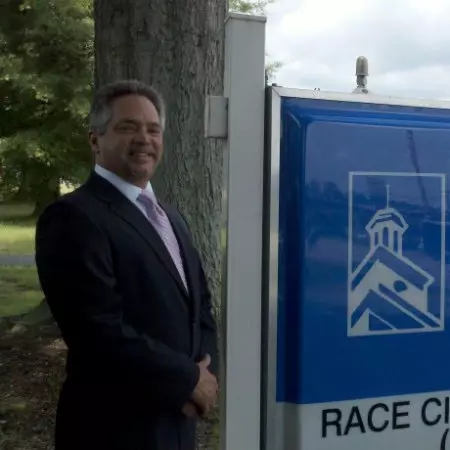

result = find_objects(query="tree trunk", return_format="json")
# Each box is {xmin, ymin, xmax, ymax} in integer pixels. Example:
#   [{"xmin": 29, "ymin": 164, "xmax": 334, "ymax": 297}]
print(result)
[
  {"xmin": 94, "ymin": 0, "xmax": 226, "ymax": 309},
  {"xmin": 32, "ymin": 177, "xmax": 60, "ymax": 217},
  {"xmin": 11, "ymin": 168, "xmax": 29, "ymax": 203}
]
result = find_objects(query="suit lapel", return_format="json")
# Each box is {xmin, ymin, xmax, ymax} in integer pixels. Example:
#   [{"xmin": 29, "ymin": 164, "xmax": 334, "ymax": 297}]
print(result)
[
  {"xmin": 163, "ymin": 205, "xmax": 200, "ymax": 308},
  {"xmin": 85, "ymin": 173, "xmax": 189, "ymax": 298}
]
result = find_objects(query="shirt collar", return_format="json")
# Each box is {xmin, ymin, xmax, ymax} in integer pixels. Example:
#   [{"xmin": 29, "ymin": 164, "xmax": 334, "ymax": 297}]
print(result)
[{"xmin": 94, "ymin": 164, "xmax": 154, "ymax": 203}]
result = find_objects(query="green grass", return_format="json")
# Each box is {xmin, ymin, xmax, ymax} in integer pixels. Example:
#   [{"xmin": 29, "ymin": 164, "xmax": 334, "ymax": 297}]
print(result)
[
  {"xmin": 0, "ymin": 265, "xmax": 42, "ymax": 317},
  {"xmin": 0, "ymin": 183, "xmax": 76, "ymax": 256},
  {"xmin": 0, "ymin": 203, "xmax": 36, "ymax": 255}
]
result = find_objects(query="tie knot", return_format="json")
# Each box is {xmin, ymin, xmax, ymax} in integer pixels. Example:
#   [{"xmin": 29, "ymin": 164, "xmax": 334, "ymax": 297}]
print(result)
[{"xmin": 138, "ymin": 190, "xmax": 157, "ymax": 209}]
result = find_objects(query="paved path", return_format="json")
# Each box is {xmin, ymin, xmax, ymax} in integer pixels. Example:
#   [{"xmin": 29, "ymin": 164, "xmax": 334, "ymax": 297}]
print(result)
[{"xmin": 0, "ymin": 254, "xmax": 34, "ymax": 266}]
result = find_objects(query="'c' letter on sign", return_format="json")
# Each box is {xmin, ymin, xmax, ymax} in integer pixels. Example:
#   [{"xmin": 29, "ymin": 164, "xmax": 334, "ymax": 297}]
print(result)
[
  {"xmin": 368, "ymin": 403, "xmax": 389, "ymax": 432},
  {"xmin": 422, "ymin": 398, "xmax": 442, "ymax": 426}
]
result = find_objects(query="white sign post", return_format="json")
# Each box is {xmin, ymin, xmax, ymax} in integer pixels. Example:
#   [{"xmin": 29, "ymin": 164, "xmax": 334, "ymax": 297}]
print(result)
[{"xmin": 205, "ymin": 12, "xmax": 267, "ymax": 450}]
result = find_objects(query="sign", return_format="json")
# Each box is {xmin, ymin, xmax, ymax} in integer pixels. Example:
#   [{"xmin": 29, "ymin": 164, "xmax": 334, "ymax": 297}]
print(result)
[
  {"xmin": 348, "ymin": 172, "xmax": 445, "ymax": 336},
  {"xmin": 265, "ymin": 88, "xmax": 450, "ymax": 450}
]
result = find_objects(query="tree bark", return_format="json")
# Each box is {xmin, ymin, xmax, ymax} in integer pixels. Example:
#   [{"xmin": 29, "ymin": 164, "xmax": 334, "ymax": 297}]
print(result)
[
  {"xmin": 93, "ymin": 0, "xmax": 226, "ymax": 309},
  {"xmin": 8, "ymin": 165, "xmax": 60, "ymax": 216},
  {"xmin": 31, "ymin": 175, "xmax": 60, "ymax": 217},
  {"xmin": 32, "ymin": 184, "xmax": 60, "ymax": 217}
]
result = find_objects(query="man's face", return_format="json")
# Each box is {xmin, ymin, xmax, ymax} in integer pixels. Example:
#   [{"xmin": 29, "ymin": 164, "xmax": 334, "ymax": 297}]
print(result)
[{"xmin": 89, "ymin": 94, "xmax": 163, "ymax": 187}]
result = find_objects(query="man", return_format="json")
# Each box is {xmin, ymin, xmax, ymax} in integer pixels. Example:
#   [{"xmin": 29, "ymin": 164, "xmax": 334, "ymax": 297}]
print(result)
[{"xmin": 35, "ymin": 80, "xmax": 219, "ymax": 450}]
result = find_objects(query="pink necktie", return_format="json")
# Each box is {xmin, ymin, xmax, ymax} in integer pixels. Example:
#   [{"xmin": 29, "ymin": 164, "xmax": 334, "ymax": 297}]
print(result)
[{"xmin": 137, "ymin": 190, "xmax": 188, "ymax": 291}]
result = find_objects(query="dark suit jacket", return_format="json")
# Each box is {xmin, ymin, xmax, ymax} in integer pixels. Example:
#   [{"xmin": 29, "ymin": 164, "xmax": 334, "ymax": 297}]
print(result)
[{"xmin": 35, "ymin": 172, "xmax": 219, "ymax": 450}]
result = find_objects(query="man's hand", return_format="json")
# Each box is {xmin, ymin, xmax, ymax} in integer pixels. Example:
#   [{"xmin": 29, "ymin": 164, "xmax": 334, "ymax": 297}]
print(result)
[
  {"xmin": 182, "ymin": 402, "xmax": 198, "ymax": 419},
  {"xmin": 191, "ymin": 354, "xmax": 218, "ymax": 416}
]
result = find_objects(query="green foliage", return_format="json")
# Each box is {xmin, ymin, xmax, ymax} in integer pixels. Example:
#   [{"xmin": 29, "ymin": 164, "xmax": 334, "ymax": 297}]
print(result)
[
  {"xmin": 229, "ymin": 0, "xmax": 274, "ymax": 14},
  {"xmin": 266, "ymin": 60, "xmax": 283, "ymax": 83},
  {"xmin": 0, "ymin": 0, "xmax": 94, "ymax": 202}
]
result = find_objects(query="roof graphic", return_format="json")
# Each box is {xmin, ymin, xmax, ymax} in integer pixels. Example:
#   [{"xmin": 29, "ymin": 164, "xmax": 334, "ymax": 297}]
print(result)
[
  {"xmin": 351, "ymin": 284, "xmax": 441, "ymax": 330},
  {"xmin": 351, "ymin": 245, "xmax": 433, "ymax": 291}
]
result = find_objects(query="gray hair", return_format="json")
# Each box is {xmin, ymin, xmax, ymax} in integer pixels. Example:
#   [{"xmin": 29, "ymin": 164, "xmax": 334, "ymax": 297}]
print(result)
[{"xmin": 88, "ymin": 79, "xmax": 166, "ymax": 134}]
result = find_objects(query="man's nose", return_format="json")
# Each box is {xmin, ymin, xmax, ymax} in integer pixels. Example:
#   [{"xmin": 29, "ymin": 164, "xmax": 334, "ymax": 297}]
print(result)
[{"xmin": 134, "ymin": 128, "xmax": 152, "ymax": 143}]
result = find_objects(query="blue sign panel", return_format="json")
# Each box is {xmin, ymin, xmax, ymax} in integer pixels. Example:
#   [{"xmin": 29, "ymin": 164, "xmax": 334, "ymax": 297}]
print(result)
[{"xmin": 275, "ymin": 96, "xmax": 450, "ymax": 410}]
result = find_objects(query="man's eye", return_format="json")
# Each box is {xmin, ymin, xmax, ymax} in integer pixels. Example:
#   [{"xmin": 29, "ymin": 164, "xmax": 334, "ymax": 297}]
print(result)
[{"xmin": 118, "ymin": 125, "xmax": 136, "ymax": 131}]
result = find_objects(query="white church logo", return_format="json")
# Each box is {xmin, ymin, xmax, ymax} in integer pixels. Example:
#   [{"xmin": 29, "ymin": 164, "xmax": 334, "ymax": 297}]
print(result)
[{"xmin": 348, "ymin": 172, "xmax": 446, "ymax": 337}]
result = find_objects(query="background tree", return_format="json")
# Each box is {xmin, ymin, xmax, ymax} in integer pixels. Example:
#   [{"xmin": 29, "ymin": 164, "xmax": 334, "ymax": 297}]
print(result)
[
  {"xmin": 0, "ymin": 0, "xmax": 93, "ymax": 215},
  {"xmin": 229, "ymin": 0, "xmax": 272, "ymax": 13}
]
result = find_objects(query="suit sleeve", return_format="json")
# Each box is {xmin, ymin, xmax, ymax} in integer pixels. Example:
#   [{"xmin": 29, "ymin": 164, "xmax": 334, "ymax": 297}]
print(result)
[
  {"xmin": 35, "ymin": 200, "xmax": 199, "ymax": 411},
  {"xmin": 197, "ymin": 261, "xmax": 219, "ymax": 377}
]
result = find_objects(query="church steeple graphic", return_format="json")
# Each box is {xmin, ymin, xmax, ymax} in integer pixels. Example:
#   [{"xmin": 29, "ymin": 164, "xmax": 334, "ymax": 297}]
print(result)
[{"xmin": 365, "ymin": 185, "xmax": 408, "ymax": 255}]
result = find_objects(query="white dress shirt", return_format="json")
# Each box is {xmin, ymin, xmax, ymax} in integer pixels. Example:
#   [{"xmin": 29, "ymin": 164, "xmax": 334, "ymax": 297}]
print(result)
[{"xmin": 94, "ymin": 164, "xmax": 155, "ymax": 218}]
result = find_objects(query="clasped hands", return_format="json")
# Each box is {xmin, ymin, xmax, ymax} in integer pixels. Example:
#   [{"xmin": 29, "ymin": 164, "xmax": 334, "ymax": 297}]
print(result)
[{"xmin": 182, "ymin": 354, "xmax": 218, "ymax": 419}]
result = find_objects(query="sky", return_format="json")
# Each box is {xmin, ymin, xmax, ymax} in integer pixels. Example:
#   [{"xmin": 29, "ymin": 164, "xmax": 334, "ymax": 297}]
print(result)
[{"xmin": 265, "ymin": 0, "xmax": 450, "ymax": 101}]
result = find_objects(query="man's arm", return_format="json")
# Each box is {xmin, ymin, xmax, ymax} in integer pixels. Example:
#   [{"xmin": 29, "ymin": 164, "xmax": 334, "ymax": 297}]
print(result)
[
  {"xmin": 185, "ymin": 263, "xmax": 219, "ymax": 417},
  {"xmin": 35, "ymin": 200, "xmax": 199, "ymax": 411}
]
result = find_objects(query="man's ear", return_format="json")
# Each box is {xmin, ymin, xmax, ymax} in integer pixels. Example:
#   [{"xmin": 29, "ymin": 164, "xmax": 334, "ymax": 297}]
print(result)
[{"xmin": 88, "ymin": 132, "xmax": 100, "ymax": 154}]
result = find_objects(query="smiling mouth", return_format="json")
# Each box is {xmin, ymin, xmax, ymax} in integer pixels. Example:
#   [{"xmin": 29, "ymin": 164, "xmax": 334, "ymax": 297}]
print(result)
[{"xmin": 129, "ymin": 150, "xmax": 155, "ymax": 158}]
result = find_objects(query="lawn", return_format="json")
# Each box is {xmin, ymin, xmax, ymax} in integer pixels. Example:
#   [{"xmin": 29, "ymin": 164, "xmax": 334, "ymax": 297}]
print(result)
[
  {"xmin": 0, "ymin": 265, "xmax": 43, "ymax": 318},
  {"xmin": 0, "ymin": 203, "xmax": 42, "ymax": 318},
  {"xmin": 0, "ymin": 182, "xmax": 76, "ymax": 256},
  {"xmin": 0, "ymin": 203, "xmax": 36, "ymax": 255}
]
